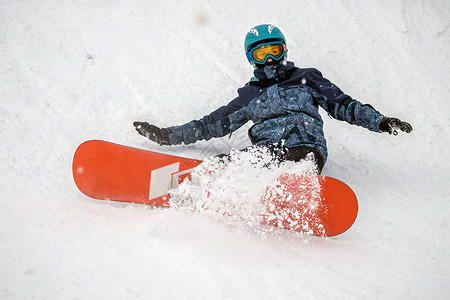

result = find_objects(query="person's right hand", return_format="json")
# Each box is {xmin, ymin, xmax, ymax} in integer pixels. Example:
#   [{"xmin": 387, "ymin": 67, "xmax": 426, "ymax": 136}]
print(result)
[{"xmin": 133, "ymin": 122, "xmax": 171, "ymax": 145}]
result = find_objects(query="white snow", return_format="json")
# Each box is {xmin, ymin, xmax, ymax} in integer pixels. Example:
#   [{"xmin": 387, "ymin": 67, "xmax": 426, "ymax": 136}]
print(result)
[
  {"xmin": 1, "ymin": 0, "xmax": 449, "ymax": 299},
  {"xmin": 170, "ymin": 149, "xmax": 324, "ymax": 237}
]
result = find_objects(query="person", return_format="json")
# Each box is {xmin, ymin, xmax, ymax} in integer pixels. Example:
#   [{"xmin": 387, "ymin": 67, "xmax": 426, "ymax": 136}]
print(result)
[{"xmin": 134, "ymin": 24, "xmax": 412, "ymax": 174}]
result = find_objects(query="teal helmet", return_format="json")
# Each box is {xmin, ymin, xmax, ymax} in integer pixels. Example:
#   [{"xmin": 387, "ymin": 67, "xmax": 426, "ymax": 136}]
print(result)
[{"xmin": 244, "ymin": 24, "xmax": 287, "ymax": 66}]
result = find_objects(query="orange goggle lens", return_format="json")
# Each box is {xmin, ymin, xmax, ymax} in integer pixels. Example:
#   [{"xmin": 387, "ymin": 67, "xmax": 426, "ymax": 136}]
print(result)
[{"xmin": 251, "ymin": 43, "xmax": 284, "ymax": 63}]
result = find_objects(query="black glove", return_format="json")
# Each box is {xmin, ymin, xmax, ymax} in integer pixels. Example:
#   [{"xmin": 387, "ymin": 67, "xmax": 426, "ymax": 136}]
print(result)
[
  {"xmin": 379, "ymin": 118, "xmax": 413, "ymax": 135},
  {"xmin": 133, "ymin": 121, "xmax": 170, "ymax": 145}
]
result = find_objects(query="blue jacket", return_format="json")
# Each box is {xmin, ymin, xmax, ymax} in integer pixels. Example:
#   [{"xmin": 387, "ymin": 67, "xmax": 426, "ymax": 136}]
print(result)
[{"xmin": 167, "ymin": 62, "xmax": 385, "ymax": 162}]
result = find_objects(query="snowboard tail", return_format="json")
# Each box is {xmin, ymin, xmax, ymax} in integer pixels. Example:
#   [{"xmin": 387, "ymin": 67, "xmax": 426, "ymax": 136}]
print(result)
[
  {"xmin": 262, "ymin": 173, "xmax": 358, "ymax": 237},
  {"xmin": 72, "ymin": 140, "xmax": 358, "ymax": 237}
]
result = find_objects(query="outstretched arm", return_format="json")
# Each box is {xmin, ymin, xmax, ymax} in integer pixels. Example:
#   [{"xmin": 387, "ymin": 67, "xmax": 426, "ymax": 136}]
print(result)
[
  {"xmin": 303, "ymin": 68, "xmax": 412, "ymax": 134},
  {"xmin": 134, "ymin": 109, "xmax": 250, "ymax": 146},
  {"xmin": 133, "ymin": 86, "xmax": 259, "ymax": 145}
]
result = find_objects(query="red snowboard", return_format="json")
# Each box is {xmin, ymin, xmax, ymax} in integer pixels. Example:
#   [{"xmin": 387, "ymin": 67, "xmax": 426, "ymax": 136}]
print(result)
[{"xmin": 73, "ymin": 140, "xmax": 358, "ymax": 236}]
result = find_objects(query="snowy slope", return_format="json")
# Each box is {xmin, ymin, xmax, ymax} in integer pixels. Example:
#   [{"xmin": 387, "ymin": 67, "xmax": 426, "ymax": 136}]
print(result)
[{"xmin": 1, "ymin": 0, "xmax": 449, "ymax": 298}]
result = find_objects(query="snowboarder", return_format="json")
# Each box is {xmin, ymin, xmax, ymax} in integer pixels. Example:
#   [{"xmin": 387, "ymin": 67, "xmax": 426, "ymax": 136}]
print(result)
[{"xmin": 134, "ymin": 24, "xmax": 412, "ymax": 173}]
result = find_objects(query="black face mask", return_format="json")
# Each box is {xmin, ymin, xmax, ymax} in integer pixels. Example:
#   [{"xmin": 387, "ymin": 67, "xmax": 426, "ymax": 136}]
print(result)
[
  {"xmin": 250, "ymin": 62, "xmax": 296, "ymax": 87},
  {"xmin": 254, "ymin": 58, "xmax": 283, "ymax": 68}
]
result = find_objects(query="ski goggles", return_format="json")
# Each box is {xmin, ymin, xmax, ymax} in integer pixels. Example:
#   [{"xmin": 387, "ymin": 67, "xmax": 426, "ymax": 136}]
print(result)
[{"xmin": 247, "ymin": 41, "xmax": 286, "ymax": 64}]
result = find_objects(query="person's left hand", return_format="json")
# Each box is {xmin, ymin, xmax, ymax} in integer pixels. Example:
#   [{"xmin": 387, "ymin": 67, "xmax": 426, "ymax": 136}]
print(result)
[{"xmin": 379, "ymin": 118, "xmax": 413, "ymax": 135}]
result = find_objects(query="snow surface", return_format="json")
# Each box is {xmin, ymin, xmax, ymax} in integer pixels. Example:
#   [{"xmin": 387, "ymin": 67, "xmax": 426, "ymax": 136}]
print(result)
[{"xmin": 1, "ymin": 0, "xmax": 449, "ymax": 298}]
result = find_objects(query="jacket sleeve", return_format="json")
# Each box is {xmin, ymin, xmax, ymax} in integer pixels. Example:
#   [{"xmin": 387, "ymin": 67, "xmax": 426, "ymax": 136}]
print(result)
[
  {"xmin": 166, "ymin": 86, "xmax": 258, "ymax": 145},
  {"xmin": 166, "ymin": 117, "xmax": 232, "ymax": 145},
  {"xmin": 303, "ymin": 68, "xmax": 386, "ymax": 132}
]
